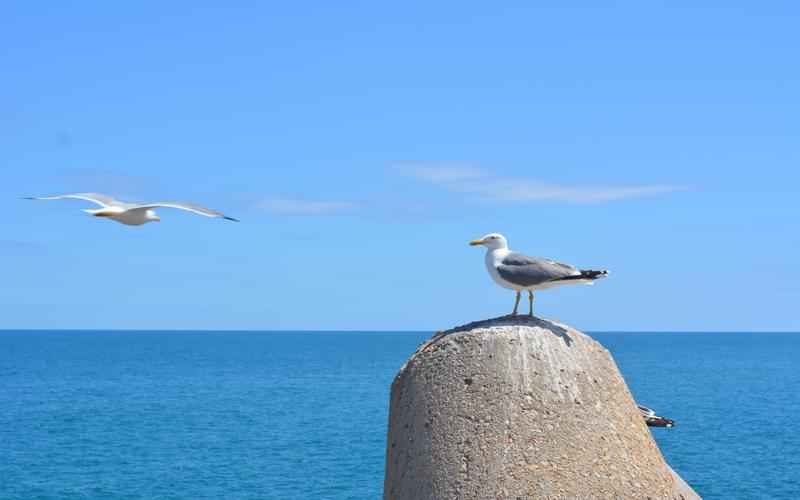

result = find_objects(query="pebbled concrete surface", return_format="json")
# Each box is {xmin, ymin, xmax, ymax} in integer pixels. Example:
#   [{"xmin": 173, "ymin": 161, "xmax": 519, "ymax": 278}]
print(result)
[{"xmin": 383, "ymin": 316, "xmax": 700, "ymax": 500}]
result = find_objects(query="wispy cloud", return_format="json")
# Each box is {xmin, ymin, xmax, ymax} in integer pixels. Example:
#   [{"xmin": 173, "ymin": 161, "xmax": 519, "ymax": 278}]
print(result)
[
  {"xmin": 255, "ymin": 198, "xmax": 357, "ymax": 216},
  {"xmin": 394, "ymin": 163, "xmax": 487, "ymax": 183},
  {"xmin": 397, "ymin": 163, "xmax": 686, "ymax": 203},
  {"xmin": 459, "ymin": 179, "xmax": 684, "ymax": 203}
]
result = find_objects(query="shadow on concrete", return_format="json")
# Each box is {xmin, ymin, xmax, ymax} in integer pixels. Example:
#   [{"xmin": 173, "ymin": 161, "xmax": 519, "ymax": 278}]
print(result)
[{"xmin": 418, "ymin": 315, "xmax": 573, "ymax": 354}]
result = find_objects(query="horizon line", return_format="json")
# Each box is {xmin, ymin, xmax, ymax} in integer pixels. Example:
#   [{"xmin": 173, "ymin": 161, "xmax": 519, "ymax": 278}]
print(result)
[{"xmin": 1, "ymin": 328, "xmax": 799, "ymax": 334}]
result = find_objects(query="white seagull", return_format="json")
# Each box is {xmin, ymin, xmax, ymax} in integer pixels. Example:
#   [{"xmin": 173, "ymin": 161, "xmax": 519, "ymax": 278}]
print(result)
[
  {"xmin": 469, "ymin": 233, "xmax": 608, "ymax": 316},
  {"xmin": 25, "ymin": 193, "xmax": 239, "ymax": 226}
]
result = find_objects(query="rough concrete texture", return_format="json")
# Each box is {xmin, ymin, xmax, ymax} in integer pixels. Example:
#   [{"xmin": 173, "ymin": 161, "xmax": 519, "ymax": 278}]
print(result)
[{"xmin": 384, "ymin": 316, "xmax": 700, "ymax": 500}]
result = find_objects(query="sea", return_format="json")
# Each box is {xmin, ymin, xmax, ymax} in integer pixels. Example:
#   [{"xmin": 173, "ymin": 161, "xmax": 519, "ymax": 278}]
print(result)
[{"xmin": 1, "ymin": 330, "xmax": 798, "ymax": 500}]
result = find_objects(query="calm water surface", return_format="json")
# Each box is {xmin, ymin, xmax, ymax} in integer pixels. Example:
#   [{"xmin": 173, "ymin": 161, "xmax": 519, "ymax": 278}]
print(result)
[{"xmin": 1, "ymin": 330, "xmax": 798, "ymax": 499}]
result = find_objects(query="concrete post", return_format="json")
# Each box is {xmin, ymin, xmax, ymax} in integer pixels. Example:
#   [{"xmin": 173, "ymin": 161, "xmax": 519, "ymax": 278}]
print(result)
[{"xmin": 384, "ymin": 316, "xmax": 700, "ymax": 500}]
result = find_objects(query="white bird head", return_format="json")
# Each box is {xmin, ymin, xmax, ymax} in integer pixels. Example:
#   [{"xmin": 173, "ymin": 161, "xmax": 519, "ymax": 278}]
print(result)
[
  {"xmin": 146, "ymin": 210, "xmax": 161, "ymax": 222},
  {"xmin": 469, "ymin": 233, "xmax": 508, "ymax": 250}
]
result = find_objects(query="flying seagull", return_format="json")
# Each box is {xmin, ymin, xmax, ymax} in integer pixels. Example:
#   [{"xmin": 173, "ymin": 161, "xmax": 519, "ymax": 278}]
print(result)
[
  {"xmin": 25, "ymin": 193, "xmax": 239, "ymax": 226},
  {"xmin": 469, "ymin": 233, "xmax": 608, "ymax": 316}
]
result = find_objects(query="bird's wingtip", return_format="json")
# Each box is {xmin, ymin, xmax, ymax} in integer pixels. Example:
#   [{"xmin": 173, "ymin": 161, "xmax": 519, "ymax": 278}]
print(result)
[{"xmin": 223, "ymin": 216, "xmax": 240, "ymax": 222}]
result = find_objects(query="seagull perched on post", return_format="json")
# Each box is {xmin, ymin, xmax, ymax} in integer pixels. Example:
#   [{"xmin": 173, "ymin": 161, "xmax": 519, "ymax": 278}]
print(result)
[
  {"xmin": 469, "ymin": 233, "xmax": 608, "ymax": 316},
  {"xmin": 25, "ymin": 193, "xmax": 239, "ymax": 226}
]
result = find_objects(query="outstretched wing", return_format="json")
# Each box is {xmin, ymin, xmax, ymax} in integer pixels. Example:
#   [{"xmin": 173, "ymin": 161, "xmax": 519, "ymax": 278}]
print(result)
[
  {"xmin": 130, "ymin": 202, "xmax": 239, "ymax": 221},
  {"xmin": 496, "ymin": 252, "xmax": 581, "ymax": 287},
  {"xmin": 24, "ymin": 193, "xmax": 119, "ymax": 208}
]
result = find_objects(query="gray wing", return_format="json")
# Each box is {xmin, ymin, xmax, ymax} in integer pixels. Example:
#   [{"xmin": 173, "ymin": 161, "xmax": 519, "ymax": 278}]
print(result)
[
  {"xmin": 25, "ymin": 193, "xmax": 119, "ymax": 208},
  {"xmin": 496, "ymin": 252, "xmax": 580, "ymax": 287},
  {"xmin": 130, "ymin": 202, "xmax": 239, "ymax": 221}
]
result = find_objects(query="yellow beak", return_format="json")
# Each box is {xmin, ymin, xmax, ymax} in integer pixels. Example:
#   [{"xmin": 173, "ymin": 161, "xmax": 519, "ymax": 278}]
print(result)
[{"xmin": 469, "ymin": 239, "xmax": 484, "ymax": 246}]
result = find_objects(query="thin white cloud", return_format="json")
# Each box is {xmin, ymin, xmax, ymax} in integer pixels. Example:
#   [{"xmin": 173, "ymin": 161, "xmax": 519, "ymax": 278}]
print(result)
[
  {"xmin": 398, "ymin": 163, "xmax": 686, "ymax": 203},
  {"xmin": 255, "ymin": 198, "xmax": 357, "ymax": 216},
  {"xmin": 460, "ymin": 179, "xmax": 686, "ymax": 203},
  {"xmin": 394, "ymin": 163, "xmax": 488, "ymax": 183}
]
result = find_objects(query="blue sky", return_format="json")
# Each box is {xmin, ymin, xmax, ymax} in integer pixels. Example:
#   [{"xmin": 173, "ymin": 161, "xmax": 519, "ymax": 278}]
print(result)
[{"xmin": 2, "ymin": 2, "xmax": 798, "ymax": 331}]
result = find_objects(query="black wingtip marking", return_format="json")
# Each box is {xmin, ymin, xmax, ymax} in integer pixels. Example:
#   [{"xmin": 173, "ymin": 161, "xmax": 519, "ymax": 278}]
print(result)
[
  {"xmin": 224, "ymin": 216, "xmax": 240, "ymax": 222},
  {"xmin": 580, "ymin": 269, "xmax": 609, "ymax": 279},
  {"xmin": 557, "ymin": 269, "xmax": 609, "ymax": 282}
]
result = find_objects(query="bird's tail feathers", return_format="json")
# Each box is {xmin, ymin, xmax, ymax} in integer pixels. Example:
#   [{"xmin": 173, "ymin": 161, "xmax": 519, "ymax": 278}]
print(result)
[
  {"xmin": 557, "ymin": 269, "xmax": 608, "ymax": 285},
  {"xmin": 580, "ymin": 269, "xmax": 609, "ymax": 280},
  {"xmin": 559, "ymin": 269, "xmax": 609, "ymax": 282}
]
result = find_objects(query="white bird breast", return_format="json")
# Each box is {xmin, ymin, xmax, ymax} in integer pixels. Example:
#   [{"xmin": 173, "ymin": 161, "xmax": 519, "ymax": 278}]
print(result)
[{"xmin": 484, "ymin": 248, "xmax": 519, "ymax": 290}]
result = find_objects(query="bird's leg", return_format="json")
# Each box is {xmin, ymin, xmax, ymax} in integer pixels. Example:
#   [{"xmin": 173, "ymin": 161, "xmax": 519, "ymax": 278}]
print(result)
[
  {"xmin": 511, "ymin": 290, "xmax": 521, "ymax": 316},
  {"xmin": 528, "ymin": 291, "xmax": 534, "ymax": 317}
]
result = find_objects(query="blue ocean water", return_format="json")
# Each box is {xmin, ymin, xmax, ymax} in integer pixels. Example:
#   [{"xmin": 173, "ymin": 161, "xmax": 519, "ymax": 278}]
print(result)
[{"xmin": 1, "ymin": 330, "xmax": 798, "ymax": 500}]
